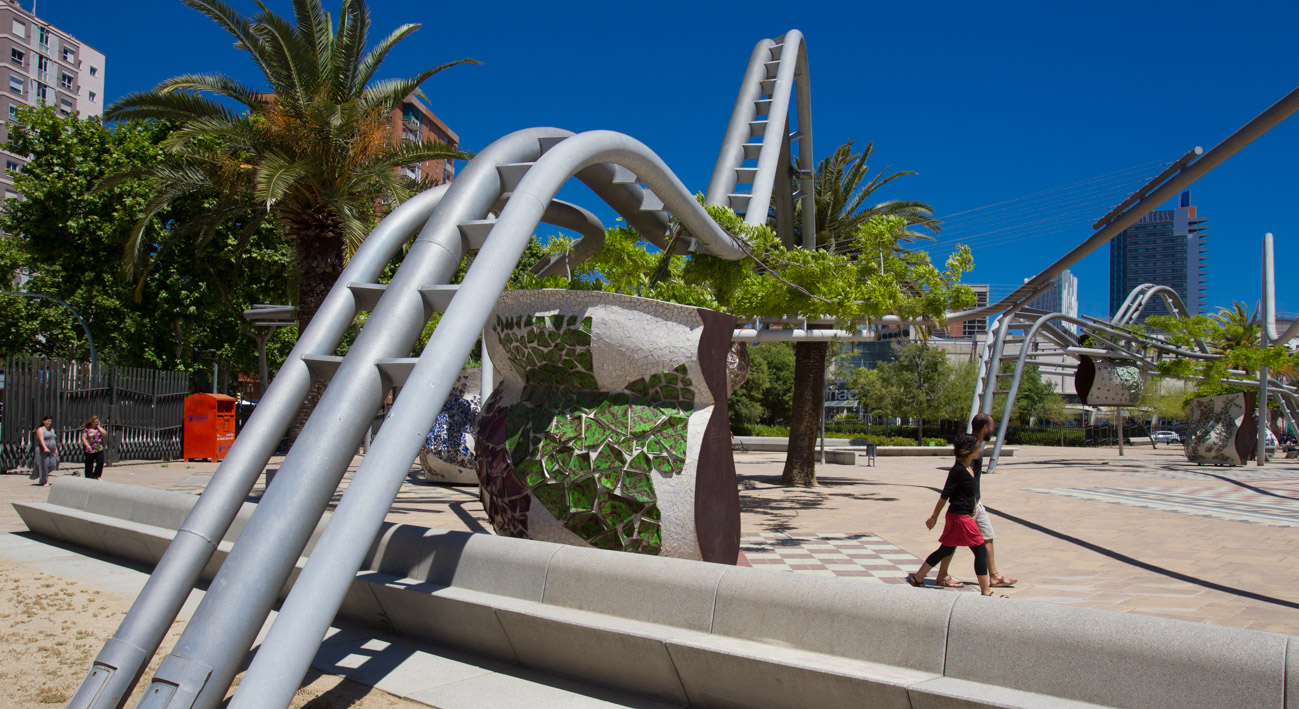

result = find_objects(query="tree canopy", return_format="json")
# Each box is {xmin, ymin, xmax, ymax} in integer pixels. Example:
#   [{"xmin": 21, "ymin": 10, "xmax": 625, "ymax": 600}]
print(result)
[{"xmin": 0, "ymin": 106, "xmax": 293, "ymax": 379}]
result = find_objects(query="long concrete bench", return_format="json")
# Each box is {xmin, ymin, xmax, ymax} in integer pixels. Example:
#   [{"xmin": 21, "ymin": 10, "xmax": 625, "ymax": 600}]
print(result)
[{"xmin": 12, "ymin": 478, "xmax": 1297, "ymax": 708}]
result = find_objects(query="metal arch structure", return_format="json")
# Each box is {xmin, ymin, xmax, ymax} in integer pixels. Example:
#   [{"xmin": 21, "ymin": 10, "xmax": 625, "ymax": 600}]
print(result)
[
  {"xmin": 70, "ymin": 31, "xmax": 815, "ymax": 709},
  {"xmin": 979, "ymin": 252, "xmax": 1299, "ymax": 475}
]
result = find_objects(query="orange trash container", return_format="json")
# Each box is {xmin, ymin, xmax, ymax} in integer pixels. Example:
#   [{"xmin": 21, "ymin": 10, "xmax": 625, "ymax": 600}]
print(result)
[{"xmin": 183, "ymin": 393, "xmax": 237, "ymax": 461}]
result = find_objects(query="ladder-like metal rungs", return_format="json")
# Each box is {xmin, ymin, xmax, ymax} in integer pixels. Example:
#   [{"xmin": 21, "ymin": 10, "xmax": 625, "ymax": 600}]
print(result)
[
  {"xmin": 496, "ymin": 163, "xmax": 533, "ymax": 193},
  {"xmin": 728, "ymin": 193, "xmax": 751, "ymax": 212},
  {"xmin": 759, "ymin": 78, "xmax": 776, "ymax": 95},
  {"xmin": 300, "ymin": 354, "xmax": 420, "ymax": 388},
  {"xmin": 457, "ymin": 220, "xmax": 495, "ymax": 250},
  {"xmin": 609, "ymin": 165, "xmax": 638, "ymax": 185},
  {"xmin": 346, "ymin": 283, "xmax": 458, "ymax": 315},
  {"xmin": 754, "ymin": 99, "xmax": 772, "ymax": 115},
  {"xmin": 748, "ymin": 120, "xmax": 768, "ymax": 139},
  {"xmin": 769, "ymin": 43, "xmax": 783, "ymax": 60},
  {"xmin": 735, "ymin": 167, "xmax": 757, "ymax": 184},
  {"xmin": 742, "ymin": 143, "xmax": 763, "ymax": 160},
  {"xmin": 764, "ymin": 60, "xmax": 780, "ymax": 79}
]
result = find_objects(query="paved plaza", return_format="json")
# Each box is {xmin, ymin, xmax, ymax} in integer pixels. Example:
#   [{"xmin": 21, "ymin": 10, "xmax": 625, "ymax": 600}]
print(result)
[{"xmin": 3, "ymin": 442, "xmax": 1298, "ymax": 638}]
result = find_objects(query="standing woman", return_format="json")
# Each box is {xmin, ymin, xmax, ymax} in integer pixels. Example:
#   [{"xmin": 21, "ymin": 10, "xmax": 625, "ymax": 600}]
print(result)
[
  {"xmin": 81, "ymin": 415, "xmax": 108, "ymax": 480},
  {"xmin": 32, "ymin": 416, "xmax": 59, "ymax": 487}
]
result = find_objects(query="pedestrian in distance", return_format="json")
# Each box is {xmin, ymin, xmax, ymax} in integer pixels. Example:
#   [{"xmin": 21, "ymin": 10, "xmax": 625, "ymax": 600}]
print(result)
[
  {"xmin": 906, "ymin": 432, "xmax": 1008, "ymax": 597},
  {"xmin": 30, "ymin": 415, "xmax": 59, "ymax": 487},
  {"xmin": 81, "ymin": 415, "xmax": 108, "ymax": 480},
  {"xmin": 935, "ymin": 412, "xmax": 1017, "ymax": 589}
]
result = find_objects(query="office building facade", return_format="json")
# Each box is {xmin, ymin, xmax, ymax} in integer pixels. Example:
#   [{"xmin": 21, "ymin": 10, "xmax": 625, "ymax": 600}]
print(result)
[
  {"xmin": 1027, "ymin": 269, "xmax": 1079, "ymax": 332},
  {"xmin": 0, "ymin": 0, "xmax": 104, "ymax": 200},
  {"xmin": 946, "ymin": 284, "xmax": 990, "ymax": 338},
  {"xmin": 1109, "ymin": 191, "xmax": 1207, "ymax": 320}
]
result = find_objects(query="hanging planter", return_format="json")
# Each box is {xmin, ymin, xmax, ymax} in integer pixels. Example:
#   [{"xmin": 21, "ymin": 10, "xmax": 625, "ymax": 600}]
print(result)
[
  {"xmin": 418, "ymin": 368, "xmax": 482, "ymax": 485},
  {"xmin": 1075, "ymin": 355, "xmax": 1146, "ymax": 407},
  {"xmin": 1185, "ymin": 391, "xmax": 1258, "ymax": 466},
  {"xmin": 475, "ymin": 290, "xmax": 742, "ymax": 563}
]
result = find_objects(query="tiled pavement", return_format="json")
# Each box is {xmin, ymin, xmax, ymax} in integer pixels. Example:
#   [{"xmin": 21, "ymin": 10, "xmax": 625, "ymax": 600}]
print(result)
[
  {"xmin": 4, "ymin": 444, "xmax": 1299, "ymax": 634},
  {"xmin": 1028, "ymin": 483, "xmax": 1299, "ymax": 527}
]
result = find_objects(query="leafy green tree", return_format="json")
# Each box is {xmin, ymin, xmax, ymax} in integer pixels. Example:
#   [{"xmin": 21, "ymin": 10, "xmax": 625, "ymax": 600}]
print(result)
[
  {"xmin": 0, "ymin": 106, "xmax": 292, "ymax": 380},
  {"xmin": 105, "ymin": 0, "xmax": 475, "ymax": 334},
  {"xmin": 778, "ymin": 140, "xmax": 945, "ymax": 485},
  {"xmin": 1148, "ymin": 308, "xmax": 1299, "ymax": 402},
  {"xmin": 854, "ymin": 341, "xmax": 952, "ymax": 442},
  {"xmin": 728, "ymin": 341, "xmax": 794, "ymax": 430}
]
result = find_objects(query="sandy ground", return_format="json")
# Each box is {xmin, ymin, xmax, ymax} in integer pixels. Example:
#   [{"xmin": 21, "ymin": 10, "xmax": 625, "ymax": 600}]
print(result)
[{"xmin": 0, "ymin": 555, "xmax": 422, "ymax": 708}]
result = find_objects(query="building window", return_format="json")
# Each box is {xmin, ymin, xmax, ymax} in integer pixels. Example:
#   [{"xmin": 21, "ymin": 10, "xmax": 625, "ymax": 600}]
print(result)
[
  {"xmin": 8, "ymin": 104, "xmax": 16, "ymax": 119},
  {"xmin": 12, "ymin": 19, "xmax": 25, "ymax": 38},
  {"xmin": 9, "ymin": 76, "xmax": 21, "ymax": 95},
  {"xmin": 59, "ymin": 96, "xmax": 72, "ymax": 114},
  {"xmin": 89, "ymin": 66, "xmax": 97, "ymax": 77},
  {"xmin": 60, "ymin": 73, "xmax": 72, "ymax": 89},
  {"xmin": 36, "ymin": 55, "xmax": 48, "ymax": 81},
  {"xmin": 9, "ymin": 48, "xmax": 22, "ymax": 66},
  {"xmin": 87, "ymin": 90, "xmax": 95, "ymax": 102},
  {"xmin": 62, "ymin": 47, "xmax": 74, "ymax": 63},
  {"xmin": 37, "ymin": 26, "xmax": 50, "ymax": 49},
  {"xmin": 5, "ymin": 160, "xmax": 19, "ymax": 173},
  {"xmin": 33, "ymin": 82, "xmax": 48, "ymax": 103}
]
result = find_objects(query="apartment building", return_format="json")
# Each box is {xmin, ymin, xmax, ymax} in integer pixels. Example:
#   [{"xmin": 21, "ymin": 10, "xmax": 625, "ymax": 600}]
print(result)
[
  {"xmin": 0, "ymin": 0, "xmax": 104, "ymax": 199},
  {"xmin": 392, "ymin": 95, "xmax": 458, "ymax": 185}
]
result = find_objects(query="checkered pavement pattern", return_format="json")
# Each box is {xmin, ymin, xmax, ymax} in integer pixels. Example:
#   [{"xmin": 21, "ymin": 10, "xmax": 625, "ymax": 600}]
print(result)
[
  {"xmin": 1029, "ymin": 482, "xmax": 1299, "ymax": 527},
  {"xmin": 740, "ymin": 532, "xmax": 936, "ymax": 585}
]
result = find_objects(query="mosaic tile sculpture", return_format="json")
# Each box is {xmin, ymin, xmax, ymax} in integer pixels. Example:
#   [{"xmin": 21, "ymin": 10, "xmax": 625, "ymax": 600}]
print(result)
[
  {"xmin": 1185, "ymin": 391, "xmax": 1257, "ymax": 466},
  {"xmin": 1075, "ymin": 354, "xmax": 1146, "ymax": 407},
  {"xmin": 476, "ymin": 290, "xmax": 741, "ymax": 563},
  {"xmin": 419, "ymin": 368, "xmax": 482, "ymax": 485}
]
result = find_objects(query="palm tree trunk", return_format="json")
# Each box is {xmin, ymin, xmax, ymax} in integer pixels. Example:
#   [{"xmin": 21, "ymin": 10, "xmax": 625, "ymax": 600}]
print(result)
[
  {"xmin": 782, "ymin": 341, "xmax": 827, "ymax": 486},
  {"xmin": 284, "ymin": 209, "xmax": 347, "ymax": 444}
]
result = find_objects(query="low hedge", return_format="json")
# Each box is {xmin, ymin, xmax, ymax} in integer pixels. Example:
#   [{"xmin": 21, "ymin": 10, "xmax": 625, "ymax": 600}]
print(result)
[{"xmin": 734, "ymin": 426, "xmax": 946, "ymax": 447}]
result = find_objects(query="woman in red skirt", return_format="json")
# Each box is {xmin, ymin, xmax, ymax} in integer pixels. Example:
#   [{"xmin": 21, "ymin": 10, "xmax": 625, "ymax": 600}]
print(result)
[{"xmin": 907, "ymin": 433, "xmax": 1006, "ymax": 597}]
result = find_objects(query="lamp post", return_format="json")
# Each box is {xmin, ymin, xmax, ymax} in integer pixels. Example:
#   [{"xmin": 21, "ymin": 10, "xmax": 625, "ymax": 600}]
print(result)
[
  {"xmin": 1, "ymin": 291, "xmax": 95, "ymax": 369},
  {"xmin": 242, "ymin": 304, "xmax": 297, "ymax": 399}
]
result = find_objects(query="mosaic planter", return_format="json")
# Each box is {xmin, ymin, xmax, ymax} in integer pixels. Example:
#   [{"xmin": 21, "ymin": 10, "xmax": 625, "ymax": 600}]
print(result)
[
  {"xmin": 418, "ymin": 368, "xmax": 482, "ymax": 485},
  {"xmin": 1075, "ymin": 355, "xmax": 1145, "ymax": 407},
  {"xmin": 1185, "ymin": 391, "xmax": 1257, "ymax": 466},
  {"xmin": 476, "ymin": 290, "xmax": 742, "ymax": 563}
]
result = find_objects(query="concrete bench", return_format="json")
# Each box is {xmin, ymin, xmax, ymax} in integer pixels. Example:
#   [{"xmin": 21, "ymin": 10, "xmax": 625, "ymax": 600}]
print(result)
[
  {"xmin": 12, "ymin": 478, "xmax": 1297, "ymax": 709},
  {"xmin": 822, "ymin": 449, "xmax": 859, "ymax": 465}
]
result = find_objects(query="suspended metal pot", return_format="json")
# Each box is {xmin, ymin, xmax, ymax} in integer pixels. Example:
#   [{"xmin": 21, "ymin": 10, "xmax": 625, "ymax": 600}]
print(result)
[
  {"xmin": 1075, "ymin": 355, "xmax": 1146, "ymax": 407},
  {"xmin": 417, "ymin": 368, "xmax": 482, "ymax": 485}
]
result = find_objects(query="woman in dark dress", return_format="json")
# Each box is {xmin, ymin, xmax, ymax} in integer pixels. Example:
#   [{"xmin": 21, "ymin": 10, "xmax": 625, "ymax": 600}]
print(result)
[{"xmin": 906, "ymin": 433, "xmax": 1006, "ymax": 597}]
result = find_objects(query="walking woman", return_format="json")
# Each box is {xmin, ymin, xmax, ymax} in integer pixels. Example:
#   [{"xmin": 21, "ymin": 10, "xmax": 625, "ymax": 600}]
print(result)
[
  {"xmin": 906, "ymin": 433, "xmax": 1007, "ymax": 597},
  {"xmin": 81, "ymin": 415, "xmax": 108, "ymax": 480},
  {"xmin": 31, "ymin": 415, "xmax": 59, "ymax": 487}
]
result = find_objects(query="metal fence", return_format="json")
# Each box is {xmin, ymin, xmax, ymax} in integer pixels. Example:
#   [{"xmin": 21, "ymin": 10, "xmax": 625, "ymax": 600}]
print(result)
[{"xmin": 1, "ymin": 356, "xmax": 189, "ymax": 473}]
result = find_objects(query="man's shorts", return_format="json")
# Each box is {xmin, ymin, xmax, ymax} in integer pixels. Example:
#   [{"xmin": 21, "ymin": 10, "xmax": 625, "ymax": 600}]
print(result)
[{"xmin": 973, "ymin": 502, "xmax": 996, "ymax": 541}]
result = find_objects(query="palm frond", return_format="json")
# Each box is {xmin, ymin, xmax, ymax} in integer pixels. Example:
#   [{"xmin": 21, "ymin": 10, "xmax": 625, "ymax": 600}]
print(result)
[
  {"xmin": 107, "ymin": 90, "xmax": 238, "ymax": 122},
  {"xmin": 353, "ymin": 22, "xmax": 420, "ymax": 91},
  {"xmin": 359, "ymin": 59, "xmax": 480, "ymax": 110},
  {"xmin": 155, "ymin": 73, "xmax": 269, "ymax": 111}
]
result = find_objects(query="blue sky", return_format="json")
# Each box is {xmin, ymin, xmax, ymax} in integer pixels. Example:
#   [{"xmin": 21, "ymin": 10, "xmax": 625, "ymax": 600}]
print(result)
[{"xmin": 35, "ymin": 0, "xmax": 1299, "ymax": 318}]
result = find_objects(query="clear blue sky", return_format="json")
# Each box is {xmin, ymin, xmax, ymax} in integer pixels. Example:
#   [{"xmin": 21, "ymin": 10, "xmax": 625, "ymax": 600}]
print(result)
[{"xmin": 33, "ymin": 0, "xmax": 1299, "ymax": 319}]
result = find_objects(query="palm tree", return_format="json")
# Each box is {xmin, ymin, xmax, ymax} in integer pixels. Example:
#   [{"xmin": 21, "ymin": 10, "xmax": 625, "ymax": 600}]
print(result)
[
  {"xmin": 779, "ymin": 140, "xmax": 939, "ymax": 486},
  {"xmin": 107, "ymin": 0, "xmax": 475, "ymax": 334},
  {"xmin": 1212, "ymin": 301, "xmax": 1260, "ymax": 354}
]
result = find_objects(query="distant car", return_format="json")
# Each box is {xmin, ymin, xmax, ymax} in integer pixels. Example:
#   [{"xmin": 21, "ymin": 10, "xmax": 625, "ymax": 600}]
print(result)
[{"xmin": 1153, "ymin": 431, "xmax": 1182, "ymax": 444}]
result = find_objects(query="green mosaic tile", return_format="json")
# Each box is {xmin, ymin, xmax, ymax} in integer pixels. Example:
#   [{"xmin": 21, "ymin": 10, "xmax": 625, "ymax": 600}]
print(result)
[
  {"xmin": 567, "ymin": 476, "xmax": 597, "ymax": 511},
  {"xmin": 621, "ymin": 471, "xmax": 656, "ymax": 503}
]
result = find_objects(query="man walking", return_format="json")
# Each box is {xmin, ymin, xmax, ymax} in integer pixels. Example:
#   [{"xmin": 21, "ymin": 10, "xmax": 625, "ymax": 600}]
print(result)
[{"xmin": 935, "ymin": 413, "xmax": 1017, "ymax": 589}]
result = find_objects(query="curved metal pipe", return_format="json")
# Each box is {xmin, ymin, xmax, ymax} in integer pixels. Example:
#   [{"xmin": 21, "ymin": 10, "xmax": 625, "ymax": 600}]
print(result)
[
  {"xmin": 67, "ymin": 183, "xmax": 450, "ymax": 709},
  {"xmin": 141, "ymin": 130, "xmax": 571, "ymax": 709},
  {"xmin": 232, "ymin": 128, "xmax": 757, "ymax": 706}
]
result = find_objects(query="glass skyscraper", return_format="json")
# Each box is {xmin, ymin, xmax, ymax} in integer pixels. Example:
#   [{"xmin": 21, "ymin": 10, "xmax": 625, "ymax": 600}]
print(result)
[{"xmin": 1109, "ymin": 191, "xmax": 1208, "ymax": 320}]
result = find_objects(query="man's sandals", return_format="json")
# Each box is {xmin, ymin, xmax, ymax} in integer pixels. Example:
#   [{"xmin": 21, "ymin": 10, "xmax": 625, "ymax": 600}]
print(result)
[
  {"xmin": 937, "ymin": 575, "xmax": 965, "ymax": 588},
  {"xmin": 990, "ymin": 574, "xmax": 1017, "ymax": 588}
]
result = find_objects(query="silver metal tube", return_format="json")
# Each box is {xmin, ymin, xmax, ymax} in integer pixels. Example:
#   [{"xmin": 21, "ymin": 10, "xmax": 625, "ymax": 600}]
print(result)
[
  {"xmin": 952, "ymin": 81, "xmax": 1299, "ymax": 322},
  {"xmin": 67, "ymin": 184, "xmax": 449, "ymax": 709},
  {"xmin": 705, "ymin": 38, "xmax": 774, "ymax": 205},
  {"xmin": 966, "ymin": 315, "xmax": 1002, "ymax": 431},
  {"xmin": 731, "ymin": 328, "xmax": 873, "ymax": 341},
  {"xmin": 790, "ymin": 30, "xmax": 816, "ymax": 248},
  {"xmin": 135, "ymin": 130, "xmax": 571, "ymax": 709},
  {"xmin": 230, "ymin": 129, "xmax": 754, "ymax": 707},
  {"xmin": 980, "ymin": 315, "xmax": 1015, "ymax": 415},
  {"xmin": 745, "ymin": 31, "xmax": 803, "ymax": 228},
  {"xmin": 1259, "ymin": 233, "xmax": 1273, "ymax": 466}
]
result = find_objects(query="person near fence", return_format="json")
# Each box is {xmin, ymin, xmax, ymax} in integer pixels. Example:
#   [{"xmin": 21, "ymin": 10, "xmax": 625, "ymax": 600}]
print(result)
[
  {"xmin": 906, "ymin": 433, "xmax": 1008, "ymax": 597},
  {"xmin": 81, "ymin": 415, "xmax": 108, "ymax": 480},
  {"xmin": 30, "ymin": 415, "xmax": 58, "ymax": 487},
  {"xmin": 934, "ymin": 412, "xmax": 1017, "ymax": 589}
]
